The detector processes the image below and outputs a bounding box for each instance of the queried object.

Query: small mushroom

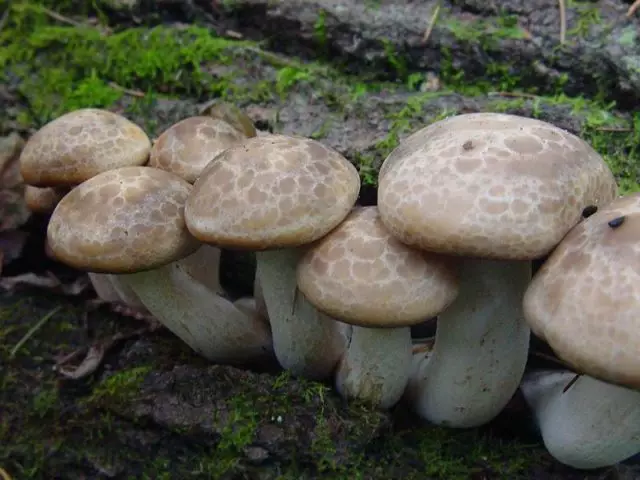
[297,206,459,408]
[199,101,258,138]
[47,166,273,364]
[24,186,69,214]
[521,192,640,469]
[185,134,360,379]
[378,112,618,428]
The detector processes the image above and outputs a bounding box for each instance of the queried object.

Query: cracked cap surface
[378,112,618,260]
[297,206,459,327]
[185,134,360,249]
[47,166,199,273]
[524,193,640,389]
[20,108,151,187]
[149,116,248,183]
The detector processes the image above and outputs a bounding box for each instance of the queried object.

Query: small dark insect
[562,373,582,394]
[462,140,474,151]
[581,205,598,218]
[608,216,626,229]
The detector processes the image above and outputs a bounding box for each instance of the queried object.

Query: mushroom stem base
[521,371,640,469]
[256,248,349,380]
[336,325,412,409]
[406,258,531,428]
[120,260,273,364]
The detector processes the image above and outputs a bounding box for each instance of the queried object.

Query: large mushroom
[19,108,152,309]
[47,166,273,364]
[520,192,640,469]
[185,134,360,379]
[378,112,618,427]
[297,206,459,408]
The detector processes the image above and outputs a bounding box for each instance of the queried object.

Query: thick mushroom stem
[406,258,531,428]
[336,326,412,409]
[521,371,640,469]
[119,259,273,364]
[256,248,348,379]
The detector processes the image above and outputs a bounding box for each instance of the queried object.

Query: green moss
[85,365,152,407]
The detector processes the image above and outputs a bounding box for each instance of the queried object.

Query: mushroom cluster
[26,107,639,470]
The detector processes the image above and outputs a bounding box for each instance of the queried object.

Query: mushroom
[24,185,69,214]
[185,134,360,379]
[148,115,265,312]
[297,206,459,408]
[47,166,273,364]
[198,101,258,138]
[520,192,640,469]
[378,112,618,428]
[19,108,152,310]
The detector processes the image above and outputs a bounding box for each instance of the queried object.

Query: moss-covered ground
[1,0,639,478]
[1,289,617,479]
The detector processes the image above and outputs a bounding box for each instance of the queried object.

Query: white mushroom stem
[119,258,273,364]
[87,273,122,303]
[175,244,223,294]
[256,248,349,379]
[520,370,640,469]
[336,325,412,409]
[405,258,531,428]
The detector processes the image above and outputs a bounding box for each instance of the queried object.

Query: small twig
[562,373,582,393]
[595,127,634,132]
[558,0,567,44]
[628,0,640,18]
[40,6,83,27]
[0,467,13,480]
[421,1,441,45]
[0,0,13,34]
[488,91,539,99]
[108,82,145,98]
[9,306,62,359]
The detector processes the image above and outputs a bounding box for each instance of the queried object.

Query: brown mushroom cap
[20,108,151,187]
[185,134,360,249]
[47,166,199,273]
[199,102,258,138]
[523,193,640,389]
[24,185,69,214]
[378,112,618,260]
[297,206,459,328]
[149,116,248,183]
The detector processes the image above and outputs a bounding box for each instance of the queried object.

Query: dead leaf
[57,344,107,379]
[55,325,156,380]
[0,271,89,295]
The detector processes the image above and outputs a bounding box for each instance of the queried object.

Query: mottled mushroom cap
[20,108,151,187]
[149,116,248,183]
[378,112,618,260]
[297,206,459,328]
[185,134,360,249]
[523,193,640,389]
[24,185,68,214]
[199,102,258,138]
[47,166,199,273]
